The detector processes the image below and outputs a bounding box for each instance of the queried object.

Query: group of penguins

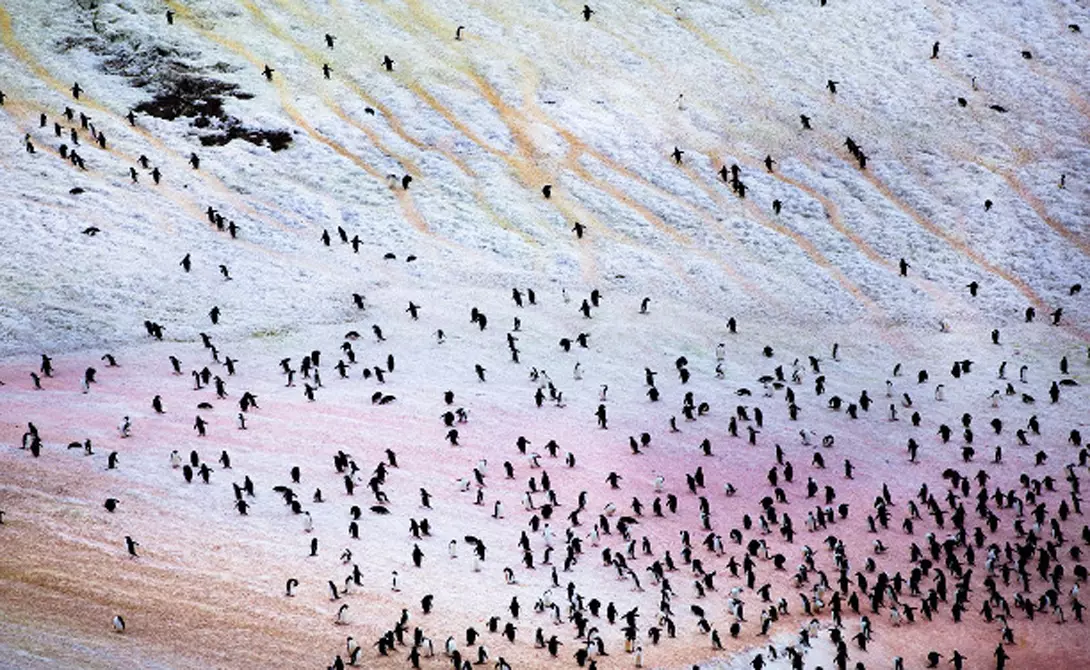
[3,2,1089,670]
[10,260,1088,670]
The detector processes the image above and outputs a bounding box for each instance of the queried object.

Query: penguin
[112,615,125,633]
[456,25,465,40]
[382,55,394,71]
[335,603,349,625]
[104,498,119,512]
[124,536,139,557]
[582,4,594,20]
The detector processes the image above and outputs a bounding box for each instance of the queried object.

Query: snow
[0,0,1088,668]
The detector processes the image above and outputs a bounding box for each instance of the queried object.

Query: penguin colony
[0,1,1088,669]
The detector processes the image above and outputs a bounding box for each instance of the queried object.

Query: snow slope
[0,0,1089,668]
[0,0,1086,355]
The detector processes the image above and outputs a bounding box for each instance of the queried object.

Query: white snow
[0,0,1088,668]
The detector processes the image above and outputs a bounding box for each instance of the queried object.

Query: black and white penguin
[335,603,349,625]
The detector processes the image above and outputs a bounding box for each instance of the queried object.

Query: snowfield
[0,0,1088,669]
